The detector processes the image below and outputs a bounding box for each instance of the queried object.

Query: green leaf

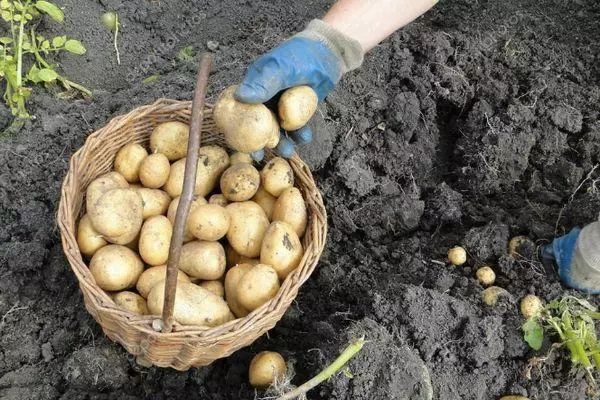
[25,13,32,20]
[0,0,10,10]
[13,2,23,11]
[12,13,20,21]
[26,65,41,83]
[51,35,66,47]
[41,40,50,50]
[35,1,64,23]
[1,10,11,21]
[21,40,30,50]
[142,75,159,84]
[523,317,544,350]
[37,67,57,82]
[0,36,12,44]
[64,39,85,55]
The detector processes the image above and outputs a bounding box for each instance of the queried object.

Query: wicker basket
[57,99,327,370]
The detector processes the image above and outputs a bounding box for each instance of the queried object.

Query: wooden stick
[161,53,213,333]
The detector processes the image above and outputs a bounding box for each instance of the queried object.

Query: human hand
[235,20,363,160]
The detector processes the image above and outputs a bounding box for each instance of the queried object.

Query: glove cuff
[296,19,364,73]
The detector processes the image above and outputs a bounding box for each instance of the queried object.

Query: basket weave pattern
[57,99,327,370]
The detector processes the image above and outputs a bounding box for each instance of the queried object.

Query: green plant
[523,295,600,386]
[0,0,90,120]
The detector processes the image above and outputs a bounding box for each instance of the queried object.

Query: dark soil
[1,0,600,399]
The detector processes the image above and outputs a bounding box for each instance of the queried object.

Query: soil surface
[1,0,600,399]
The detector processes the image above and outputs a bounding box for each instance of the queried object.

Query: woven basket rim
[57,98,328,341]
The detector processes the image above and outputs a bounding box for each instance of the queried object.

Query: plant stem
[114,13,120,65]
[277,338,365,400]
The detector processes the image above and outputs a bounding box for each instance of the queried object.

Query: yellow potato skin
[147,281,231,326]
[260,221,303,280]
[167,196,207,242]
[260,157,294,197]
[136,265,190,298]
[89,188,143,245]
[224,263,253,318]
[77,214,107,257]
[114,143,148,183]
[178,241,226,280]
[113,291,149,315]
[249,351,287,388]
[236,264,280,311]
[230,152,253,165]
[139,153,171,189]
[226,201,270,258]
[139,215,173,266]
[200,280,225,297]
[220,163,260,202]
[272,187,307,237]
[137,188,171,220]
[188,204,230,241]
[252,186,277,221]
[89,245,144,291]
[86,171,128,215]
[225,244,259,268]
[208,194,229,207]
[214,86,277,153]
[278,85,318,131]
[150,121,190,161]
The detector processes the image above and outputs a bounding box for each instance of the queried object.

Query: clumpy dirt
[1,0,600,399]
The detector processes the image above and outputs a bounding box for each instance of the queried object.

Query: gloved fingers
[289,125,313,145]
[251,149,265,162]
[275,134,296,158]
[235,58,288,104]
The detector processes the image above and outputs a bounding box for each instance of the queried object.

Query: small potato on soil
[224,263,254,318]
[230,152,253,165]
[167,195,207,242]
[272,187,307,237]
[200,280,225,297]
[249,351,287,388]
[112,291,149,315]
[188,204,230,241]
[278,85,318,131]
[508,236,536,259]
[139,153,170,189]
[226,201,270,258]
[520,295,543,319]
[261,157,294,197]
[448,246,467,266]
[220,163,260,202]
[236,264,280,311]
[77,214,107,257]
[139,215,172,266]
[136,265,190,298]
[213,85,277,153]
[475,266,496,286]
[261,221,303,280]
[89,188,143,245]
[147,281,231,326]
[150,121,189,161]
[178,241,226,280]
[85,171,128,215]
[114,143,148,183]
[89,245,144,291]
[137,188,171,220]
[252,186,277,220]
[208,194,229,207]
[482,286,510,306]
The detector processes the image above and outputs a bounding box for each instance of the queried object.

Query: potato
[114,143,148,183]
[167,195,207,242]
[200,280,225,297]
[265,111,281,149]
[136,265,190,298]
[89,188,143,245]
[272,187,307,237]
[261,221,304,280]
[225,244,260,268]
[89,245,144,291]
[139,216,172,266]
[230,152,253,165]
[208,194,229,207]
[113,291,149,315]
[139,153,170,189]
[86,171,128,215]
[164,146,230,197]
[178,241,226,280]
[188,204,230,241]
[261,157,294,197]
[77,214,107,256]
[249,351,287,388]
[224,263,253,318]
[251,187,277,220]
[147,281,231,326]
[520,295,543,319]
[137,188,171,220]
[448,246,467,266]
[226,201,270,258]
[213,85,277,153]
[278,86,318,131]
[237,264,280,311]
[150,121,189,161]
[482,286,510,306]
[476,266,496,286]
[220,163,260,202]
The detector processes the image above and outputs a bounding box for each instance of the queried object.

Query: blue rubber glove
[235,20,364,161]
[542,227,583,290]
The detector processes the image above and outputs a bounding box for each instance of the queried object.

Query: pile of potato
[77,121,307,327]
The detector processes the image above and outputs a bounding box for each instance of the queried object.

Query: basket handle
[161,53,213,333]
